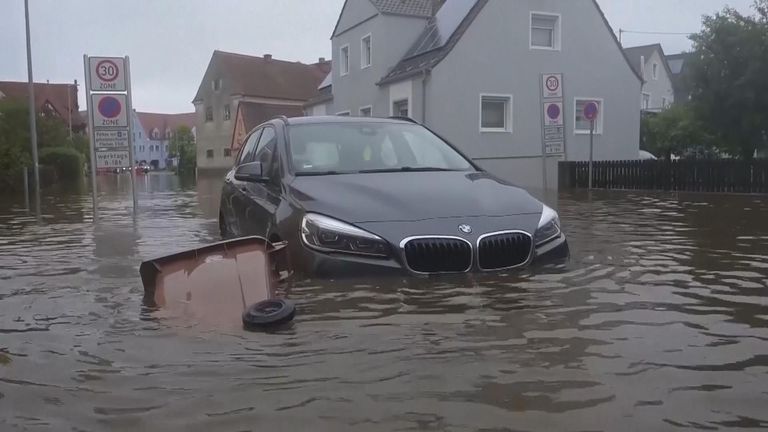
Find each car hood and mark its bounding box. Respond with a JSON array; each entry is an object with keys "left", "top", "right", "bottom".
[{"left": 288, "top": 171, "right": 543, "bottom": 223}]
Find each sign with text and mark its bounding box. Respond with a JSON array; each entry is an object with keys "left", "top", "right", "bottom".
[
  {"left": 89, "top": 57, "right": 126, "bottom": 91},
  {"left": 542, "top": 73, "right": 563, "bottom": 99},
  {"left": 95, "top": 150, "right": 130, "bottom": 169},
  {"left": 91, "top": 94, "right": 128, "bottom": 128}
]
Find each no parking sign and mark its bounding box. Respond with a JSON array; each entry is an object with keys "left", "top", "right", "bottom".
[{"left": 91, "top": 94, "right": 128, "bottom": 128}]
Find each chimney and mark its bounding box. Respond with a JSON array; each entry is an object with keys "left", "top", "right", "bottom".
[
  {"left": 264, "top": 54, "right": 272, "bottom": 61},
  {"left": 319, "top": 57, "right": 326, "bottom": 63}
]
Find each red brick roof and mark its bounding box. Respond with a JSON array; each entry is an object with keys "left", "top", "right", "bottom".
[
  {"left": 0, "top": 80, "right": 82, "bottom": 123},
  {"left": 192, "top": 51, "right": 331, "bottom": 103},
  {"left": 136, "top": 111, "right": 196, "bottom": 139}
]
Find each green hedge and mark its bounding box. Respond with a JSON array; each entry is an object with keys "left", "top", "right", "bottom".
[{"left": 39, "top": 147, "right": 84, "bottom": 181}]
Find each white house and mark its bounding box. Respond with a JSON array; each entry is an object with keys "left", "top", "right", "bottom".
[
  {"left": 623, "top": 44, "right": 676, "bottom": 112},
  {"left": 306, "top": 0, "right": 643, "bottom": 191}
]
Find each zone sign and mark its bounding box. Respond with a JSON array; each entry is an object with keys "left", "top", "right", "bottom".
[{"left": 89, "top": 57, "right": 126, "bottom": 91}]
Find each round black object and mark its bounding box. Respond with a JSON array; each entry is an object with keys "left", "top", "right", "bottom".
[{"left": 242, "top": 299, "right": 295, "bottom": 329}]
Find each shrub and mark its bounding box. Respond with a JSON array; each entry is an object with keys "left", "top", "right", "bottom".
[{"left": 39, "top": 147, "right": 84, "bottom": 181}]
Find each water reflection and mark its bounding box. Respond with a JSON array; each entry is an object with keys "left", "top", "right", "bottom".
[{"left": 0, "top": 175, "right": 767, "bottom": 431}]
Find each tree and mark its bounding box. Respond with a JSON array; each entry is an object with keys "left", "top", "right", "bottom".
[
  {"left": 641, "top": 105, "right": 714, "bottom": 159},
  {"left": 169, "top": 125, "right": 196, "bottom": 174},
  {"left": 686, "top": 0, "right": 768, "bottom": 159}
]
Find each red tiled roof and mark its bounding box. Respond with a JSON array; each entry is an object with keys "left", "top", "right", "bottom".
[
  {"left": 240, "top": 102, "right": 304, "bottom": 132},
  {"left": 192, "top": 51, "right": 331, "bottom": 103},
  {"left": 136, "top": 111, "right": 196, "bottom": 139},
  {"left": 0, "top": 80, "right": 82, "bottom": 123}
]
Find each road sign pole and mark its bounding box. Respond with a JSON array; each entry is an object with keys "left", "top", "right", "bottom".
[
  {"left": 24, "top": 0, "right": 41, "bottom": 220},
  {"left": 589, "top": 120, "right": 594, "bottom": 190},
  {"left": 124, "top": 56, "right": 138, "bottom": 215},
  {"left": 83, "top": 54, "right": 99, "bottom": 221}
]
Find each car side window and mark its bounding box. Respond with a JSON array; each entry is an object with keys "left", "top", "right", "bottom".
[
  {"left": 254, "top": 127, "right": 277, "bottom": 171},
  {"left": 237, "top": 129, "right": 262, "bottom": 166}
]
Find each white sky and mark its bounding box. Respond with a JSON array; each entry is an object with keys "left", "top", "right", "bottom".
[{"left": 0, "top": 0, "right": 756, "bottom": 113}]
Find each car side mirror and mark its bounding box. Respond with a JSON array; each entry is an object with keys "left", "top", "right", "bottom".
[{"left": 234, "top": 162, "right": 268, "bottom": 183}]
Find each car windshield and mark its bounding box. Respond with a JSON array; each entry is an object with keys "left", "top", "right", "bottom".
[{"left": 288, "top": 122, "right": 473, "bottom": 175}]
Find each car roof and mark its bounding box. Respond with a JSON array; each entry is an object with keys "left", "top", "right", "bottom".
[{"left": 280, "top": 116, "right": 416, "bottom": 126}]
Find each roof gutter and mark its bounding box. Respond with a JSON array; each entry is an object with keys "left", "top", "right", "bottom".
[{"left": 421, "top": 68, "right": 431, "bottom": 125}]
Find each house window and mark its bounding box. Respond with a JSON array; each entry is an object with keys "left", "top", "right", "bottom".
[
  {"left": 359, "top": 106, "right": 372, "bottom": 117},
  {"left": 340, "top": 44, "right": 350, "bottom": 76},
  {"left": 224, "top": 104, "right": 231, "bottom": 121},
  {"left": 392, "top": 99, "right": 409, "bottom": 117},
  {"left": 480, "top": 94, "right": 512, "bottom": 132},
  {"left": 212, "top": 78, "right": 222, "bottom": 91},
  {"left": 205, "top": 106, "right": 213, "bottom": 122},
  {"left": 642, "top": 93, "right": 651, "bottom": 110},
  {"left": 165, "top": 129, "right": 171, "bottom": 139},
  {"left": 530, "top": 13, "right": 560, "bottom": 50},
  {"left": 224, "top": 148, "right": 232, "bottom": 157},
  {"left": 652, "top": 63, "right": 659, "bottom": 80},
  {"left": 206, "top": 149, "right": 214, "bottom": 158},
  {"left": 152, "top": 128, "right": 160, "bottom": 139},
  {"left": 165, "top": 144, "right": 169, "bottom": 153},
  {"left": 361, "top": 34, "right": 372, "bottom": 68},
  {"left": 336, "top": 111, "right": 351, "bottom": 116},
  {"left": 574, "top": 98, "right": 604, "bottom": 134}
]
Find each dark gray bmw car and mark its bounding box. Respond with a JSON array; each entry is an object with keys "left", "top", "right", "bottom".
[{"left": 219, "top": 116, "right": 568, "bottom": 277}]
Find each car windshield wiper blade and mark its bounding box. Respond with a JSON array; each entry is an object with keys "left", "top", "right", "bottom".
[
  {"left": 295, "top": 170, "right": 349, "bottom": 176},
  {"left": 357, "top": 167, "right": 457, "bottom": 173}
]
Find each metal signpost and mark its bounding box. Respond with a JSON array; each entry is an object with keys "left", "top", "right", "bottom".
[
  {"left": 83, "top": 55, "right": 137, "bottom": 219},
  {"left": 583, "top": 101, "right": 600, "bottom": 190},
  {"left": 540, "top": 73, "right": 566, "bottom": 191}
]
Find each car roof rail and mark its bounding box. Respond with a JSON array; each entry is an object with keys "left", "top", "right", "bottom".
[
  {"left": 388, "top": 116, "right": 418, "bottom": 124},
  {"left": 271, "top": 115, "right": 289, "bottom": 124}
]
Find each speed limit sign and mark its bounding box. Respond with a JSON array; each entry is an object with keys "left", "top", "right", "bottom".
[{"left": 89, "top": 57, "right": 126, "bottom": 91}]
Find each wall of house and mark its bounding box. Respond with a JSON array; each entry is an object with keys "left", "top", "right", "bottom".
[
  {"left": 131, "top": 111, "right": 153, "bottom": 166},
  {"left": 641, "top": 50, "right": 675, "bottom": 111},
  {"left": 334, "top": 0, "right": 378, "bottom": 36},
  {"left": 330, "top": 12, "right": 427, "bottom": 117},
  {"left": 306, "top": 103, "right": 329, "bottom": 116},
  {"left": 423, "top": 0, "right": 641, "bottom": 191},
  {"left": 195, "top": 71, "right": 238, "bottom": 170}
]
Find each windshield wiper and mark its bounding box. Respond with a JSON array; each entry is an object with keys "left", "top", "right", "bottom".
[
  {"left": 357, "top": 167, "right": 458, "bottom": 174},
  {"left": 295, "top": 170, "right": 349, "bottom": 176}
]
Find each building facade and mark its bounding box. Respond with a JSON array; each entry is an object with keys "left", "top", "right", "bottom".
[
  {"left": 133, "top": 112, "right": 196, "bottom": 169},
  {"left": 307, "top": 0, "right": 643, "bottom": 191},
  {"left": 192, "top": 51, "right": 330, "bottom": 170},
  {"left": 623, "top": 44, "right": 676, "bottom": 112}
]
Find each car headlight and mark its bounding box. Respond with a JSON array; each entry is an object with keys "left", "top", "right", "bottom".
[
  {"left": 301, "top": 213, "right": 389, "bottom": 257},
  {"left": 534, "top": 204, "right": 561, "bottom": 246}
]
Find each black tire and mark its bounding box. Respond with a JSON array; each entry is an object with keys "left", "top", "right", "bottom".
[
  {"left": 219, "top": 213, "right": 231, "bottom": 239},
  {"left": 242, "top": 299, "right": 296, "bottom": 330}
]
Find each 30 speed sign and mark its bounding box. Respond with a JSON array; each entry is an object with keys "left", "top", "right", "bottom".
[{"left": 89, "top": 57, "right": 126, "bottom": 91}]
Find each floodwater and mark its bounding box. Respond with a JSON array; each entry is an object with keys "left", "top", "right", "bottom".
[{"left": 1, "top": 172, "right": 767, "bottom": 432}]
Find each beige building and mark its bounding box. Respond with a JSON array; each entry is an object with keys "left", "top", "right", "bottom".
[{"left": 192, "top": 50, "right": 330, "bottom": 170}]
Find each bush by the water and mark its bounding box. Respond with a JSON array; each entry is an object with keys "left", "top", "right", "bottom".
[{"left": 39, "top": 147, "right": 84, "bottom": 181}]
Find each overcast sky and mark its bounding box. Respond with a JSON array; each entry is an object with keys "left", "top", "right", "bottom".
[{"left": 0, "top": 0, "right": 756, "bottom": 113}]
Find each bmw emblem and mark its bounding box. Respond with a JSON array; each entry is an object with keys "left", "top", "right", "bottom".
[{"left": 458, "top": 224, "right": 472, "bottom": 234}]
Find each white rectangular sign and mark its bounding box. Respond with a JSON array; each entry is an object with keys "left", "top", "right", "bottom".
[
  {"left": 542, "top": 73, "right": 563, "bottom": 99},
  {"left": 95, "top": 136, "right": 129, "bottom": 150},
  {"left": 92, "top": 94, "right": 128, "bottom": 128},
  {"left": 543, "top": 102, "right": 564, "bottom": 126},
  {"left": 89, "top": 57, "right": 126, "bottom": 92},
  {"left": 95, "top": 130, "right": 128, "bottom": 140},
  {"left": 95, "top": 150, "right": 130, "bottom": 169}
]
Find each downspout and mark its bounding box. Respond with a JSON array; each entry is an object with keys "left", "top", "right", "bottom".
[{"left": 421, "top": 68, "right": 431, "bottom": 124}]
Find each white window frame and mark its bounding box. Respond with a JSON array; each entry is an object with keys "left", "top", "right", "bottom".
[
  {"left": 359, "top": 105, "right": 373, "bottom": 117},
  {"left": 574, "top": 97, "right": 604, "bottom": 135},
  {"left": 335, "top": 110, "right": 351, "bottom": 116},
  {"left": 530, "top": 12, "right": 561, "bottom": 51},
  {"left": 479, "top": 93, "right": 513, "bottom": 133},
  {"left": 339, "top": 44, "right": 350, "bottom": 76},
  {"left": 652, "top": 63, "right": 659, "bottom": 80},
  {"left": 391, "top": 99, "right": 410, "bottom": 117},
  {"left": 642, "top": 92, "right": 651, "bottom": 110},
  {"left": 361, "top": 34, "right": 372, "bottom": 69}
]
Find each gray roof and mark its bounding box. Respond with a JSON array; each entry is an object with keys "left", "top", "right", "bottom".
[
  {"left": 369, "top": 0, "right": 434, "bottom": 17},
  {"left": 623, "top": 43, "right": 673, "bottom": 82},
  {"left": 379, "top": 0, "right": 486, "bottom": 85},
  {"left": 666, "top": 52, "right": 693, "bottom": 75}
]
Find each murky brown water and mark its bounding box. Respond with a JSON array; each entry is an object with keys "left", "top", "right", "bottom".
[{"left": 1, "top": 172, "right": 767, "bottom": 431}]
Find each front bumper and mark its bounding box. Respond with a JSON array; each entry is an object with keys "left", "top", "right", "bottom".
[{"left": 291, "top": 232, "right": 569, "bottom": 278}]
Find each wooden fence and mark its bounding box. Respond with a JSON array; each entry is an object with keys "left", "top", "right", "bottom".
[{"left": 559, "top": 160, "right": 768, "bottom": 193}]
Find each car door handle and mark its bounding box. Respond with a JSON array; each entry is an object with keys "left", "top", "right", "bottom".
[{"left": 240, "top": 186, "right": 247, "bottom": 192}]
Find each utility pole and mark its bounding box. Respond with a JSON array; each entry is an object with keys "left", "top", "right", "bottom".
[{"left": 24, "top": 0, "right": 41, "bottom": 218}]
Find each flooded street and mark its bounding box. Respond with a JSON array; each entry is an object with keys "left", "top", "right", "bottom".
[{"left": 1, "top": 172, "right": 767, "bottom": 431}]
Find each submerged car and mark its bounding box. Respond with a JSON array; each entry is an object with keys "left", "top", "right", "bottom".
[{"left": 219, "top": 116, "right": 568, "bottom": 277}]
